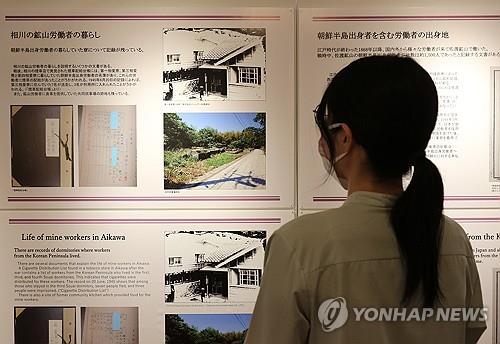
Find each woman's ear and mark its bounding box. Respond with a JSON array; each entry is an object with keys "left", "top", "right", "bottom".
[{"left": 335, "top": 123, "right": 354, "bottom": 154}]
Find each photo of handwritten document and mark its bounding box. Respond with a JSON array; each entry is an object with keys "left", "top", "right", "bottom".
[
  {"left": 81, "top": 307, "right": 138, "bottom": 344},
  {"left": 14, "top": 307, "right": 76, "bottom": 344},
  {"left": 11, "top": 105, "right": 73, "bottom": 187},
  {"left": 78, "top": 105, "right": 137, "bottom": 187}
]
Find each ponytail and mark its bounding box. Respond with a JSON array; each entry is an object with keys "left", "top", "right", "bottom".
[
  {"left": 316, "top": 55, "right": 443, "bottom": 307},
  {"left": 390, "top": 154, "right": 444, "bottom": 307}
]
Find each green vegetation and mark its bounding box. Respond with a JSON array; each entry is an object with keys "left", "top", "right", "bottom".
[
  {"left": 204, "top": 152, "right": 241, "bottom": 168},
  {"left": 164, "top": 150, "right": 203, "bottom": 186},
  {"left": 163, "top": 113, "right": 265, "bottom": 188},
  {"left": 165, "top": 315, "right": 246, "bottom": 344},
  {"left": 163, "top": 113, "right": 197, "bottom": 150},
  {"left": 164, "top": 149, "right": 245, "bottom": 188},
  {"left": 163, "top": 113, "right": 265, "bottom": 151}
]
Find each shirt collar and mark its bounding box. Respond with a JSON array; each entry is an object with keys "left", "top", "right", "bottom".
[{"left": 343, "top": 191, "right": 398, "bottom": 208}]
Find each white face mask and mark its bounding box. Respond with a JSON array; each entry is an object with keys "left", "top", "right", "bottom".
[{"left": 318, "top": 123, "right": 349, "bottom": 190}]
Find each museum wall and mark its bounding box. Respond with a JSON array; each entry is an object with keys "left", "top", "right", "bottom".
[{"left": 1, "top": 0, "right": 500, "bottom": 343}]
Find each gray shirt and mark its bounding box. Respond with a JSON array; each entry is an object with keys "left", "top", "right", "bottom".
[{"left": 245, "top": 191, "right": 486, "bottom": 344}]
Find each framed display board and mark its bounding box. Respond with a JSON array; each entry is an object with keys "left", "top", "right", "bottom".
[
  {"left": 298, "top": 7, "right": 500, "bottom": 210},
  {"left": 0, "top": 209, "right": 294, "bottom": 344},
  {"left": 0, "top": 7, "right": 295, "bottom": 209}
]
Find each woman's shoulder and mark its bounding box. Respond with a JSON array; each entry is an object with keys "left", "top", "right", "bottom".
[
  {"left": 267, "top": 209, "right": 353, "bottom": 271},
  {"left": 440, "top": 215, "right": 475, "bottom": 258},
  {"left": 272, "top": 211, "right": 475, "bottom": 259},
  {"left": 270, "top": 206, "right": 365, "bottom": 258},
  {"left": 274, "top": 198, "right": 391, "bottom": 246},
  {"left": 275, "top": 208, "right": 344, "bottom": 240}
]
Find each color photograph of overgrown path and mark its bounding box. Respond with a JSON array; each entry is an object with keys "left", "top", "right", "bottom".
[
  {"left": 165, "top": 314, "right": 250, "bottom": 344},
  {"left": 164, "top": 112, "right": 266, "bottom": 189}
]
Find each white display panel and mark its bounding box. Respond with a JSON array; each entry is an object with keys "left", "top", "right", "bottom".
[
  {"left": 495, "top": 269, "right": 500, "bottom": 344},
  {"left": 0, "top": 209, "right": 294, "bottom": 344},
  {"left": 300, "top": 208, "right": 499, "bottom": 344},
  {"left": 0, "top": 7, "right": 295, "bottom": 209},
  {"left": 494, "top": 68, "right": 500, "bottom": 179},
  {"left": 444, "top": 209, "right": 500, "bottom": 344},
  {"left": 298, "top": 8, "right": 500, "bottom": 210}
]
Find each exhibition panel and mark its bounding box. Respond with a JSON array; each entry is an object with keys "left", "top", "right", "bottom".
[
  {"left": 444, "top": 209, "right": 500, "bottom": 344},
  {"left": 1, "top": 2, "right": 500, "bottom": 344},
  {"left": 0, "top": 209, "right": 294, "bottom": 344},
  {"left": 0, "top": 7, "right": 295, "bottom": 209},
  {"left": 298, "top": 8, "right": 500, "bottom": 209},
  {"left": 301, "top": 208, "right": 500, "bottom": 344}
]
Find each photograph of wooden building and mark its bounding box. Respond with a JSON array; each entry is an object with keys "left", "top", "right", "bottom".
[
  {"left": 162, "top": 28, "right": 266, "bottom": 101},
  {"left": 164, "top": 231, "right": 266, "bottom": 303}
]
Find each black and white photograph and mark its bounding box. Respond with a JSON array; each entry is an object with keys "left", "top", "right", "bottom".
[
  {"left": 162, "top": 28, "right": 266, "bottom": 101},
  {"left": 164, "top": 230, "right": 266, "bottom": 303},
  {"left": 14, "top": 307, "right": 76, "bottom": 344}
]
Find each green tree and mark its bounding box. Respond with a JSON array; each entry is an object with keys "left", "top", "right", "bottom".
[
  {"left": 221, "top": 131, "right": 242, "bottom": 147},
  {"left": 242, "top": 127, "right": 265, "bottom": 149},
  {"left": 195, "top": 328, "right": 226, "bottom": 344},
  {"left": 194, "top": 127, "right": 224, "bottom": 148},
  {"left": 253, "top": 113, "right": 266, "bottom": 128},
  {"left": 223, "top": 331, "right": 246, "bottom": 343},
  {"left": 165, "top": 315, "right": 198, "bottom": 344},
  {"left": 164, "top": 113, "right": 196, "bottom": 150},
  {"left": 251, "top": 113, "right": 266, "bottom": 149}
]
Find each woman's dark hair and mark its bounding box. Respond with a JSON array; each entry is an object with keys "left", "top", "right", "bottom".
[{"left": 315, "top": 55, "right": 444, "bottom": 308}]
